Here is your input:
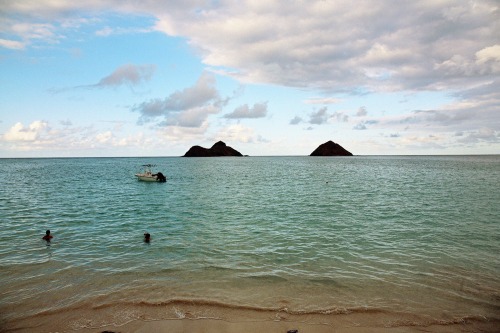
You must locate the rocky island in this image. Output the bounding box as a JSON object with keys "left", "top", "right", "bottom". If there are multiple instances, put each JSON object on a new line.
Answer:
{"left": 183, "top": 141, "right": 244, "bottom": 157}
{"left": 310, "top": 140, "right": 353, "bottom": 156}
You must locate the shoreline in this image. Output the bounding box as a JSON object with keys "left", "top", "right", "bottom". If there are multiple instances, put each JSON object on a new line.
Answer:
{"left": 4, "top": 302, "right": 499, "bottom": 333}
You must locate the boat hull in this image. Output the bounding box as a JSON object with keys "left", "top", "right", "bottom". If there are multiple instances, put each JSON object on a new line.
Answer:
{"left": 135, "top": 174, "right": 157, "bottom": 182}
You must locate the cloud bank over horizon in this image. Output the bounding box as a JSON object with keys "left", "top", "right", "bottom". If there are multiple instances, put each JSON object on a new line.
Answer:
{"left": 1, "top": 0, "right": 499, "bottom": 156}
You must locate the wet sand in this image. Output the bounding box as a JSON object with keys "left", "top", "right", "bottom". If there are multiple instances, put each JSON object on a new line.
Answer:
{"left": 5, "top": 303, "right": 499, "bottom": 333}
{"left": 93, "top": 319, "right": 499, "bottom": 333}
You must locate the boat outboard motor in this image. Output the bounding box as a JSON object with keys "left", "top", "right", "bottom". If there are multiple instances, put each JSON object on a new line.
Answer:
{"left": 156, "top": 172, "right": 166, "bottom": 182}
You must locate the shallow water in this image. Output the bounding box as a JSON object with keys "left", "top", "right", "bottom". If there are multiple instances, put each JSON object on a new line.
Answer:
{"left": 0, "top": 156, "right": 499, "bottom": 329}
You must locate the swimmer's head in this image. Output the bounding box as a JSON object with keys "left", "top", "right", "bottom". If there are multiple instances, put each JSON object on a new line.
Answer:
{"left": 46, "top": 230, "right": 50, "bottom": 235}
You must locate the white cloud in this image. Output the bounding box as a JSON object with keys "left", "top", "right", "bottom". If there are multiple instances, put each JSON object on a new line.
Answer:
{"left": 1, "top": 120, "right": 155, "bottom": 154}
{"left": 96, "top": 130, "right": 113, "bottom": 144}
{"left": 303, "top": 97, "right": 344, "bottom": 105}
{"left": 212, "top": 124, "right": 262, "bottom": 144}
{"left": 475, "top": 44, "right": 500, "bottom": 74}
{"left": 95, "top": 130, "right": 152, "bottom": 147}
{"left": 0, "top": 38, "right": 26, "bottom": 50}
{"left": 400, "top": 135, "right": 445, "bottom": 145}
{"left": 3, "top": 120, "right": 47, "bottom": 142}
{"left": 0, "top": 19, "right": 60, "bottom": 49}
{"left": 95, "top": 25, "right": 152, "bottom": 37}
{"left": 476, "top": 45, "right": 500, "bottom": 63}
{"left": 96, "top": 26, "right": 114, "bottom": 37}
{"left": 158, "top": 122, "right": 209, "bottom": 143}
{"left": 3, "top": 121, "right": 49, "bottom": 142}
{"left": 10, "top": 22, "right": 56, "bottom": 40}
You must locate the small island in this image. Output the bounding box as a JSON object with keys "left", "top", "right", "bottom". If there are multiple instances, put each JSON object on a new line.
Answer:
{"left": 310, "top": 140, "right": 353, "bottom": 156}
{"left": 183, "top": 141, "right": 244, "bottom": 157}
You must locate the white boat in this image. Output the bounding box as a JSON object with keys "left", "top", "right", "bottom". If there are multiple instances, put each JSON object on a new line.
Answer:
{"left": 135, "top": 164, "right": 166, "bottom": 182}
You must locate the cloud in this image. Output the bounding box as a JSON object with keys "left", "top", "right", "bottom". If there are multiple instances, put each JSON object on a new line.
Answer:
{"left": 0, "top": 38, "right": 26, "bottom": 50}
{"left": 10, "top": 22, "right": 56, "bottom": 40}
{"left": 135, "top": 72, "right": 226, "bottom": 128}
{"left": 457, "top": 128, "right": 499, "bottom": 144}
{"left": 149, "top": 0, "right": 499, "bottom": 94}
{"left": 49, "top": 63, "right": 157, "bottom": 93}
{"left": 3, "top": 121, "right": 48, "bottom": 142}
{"left": 353, "top": 123, "right": 367, "bottom": 131}
{"left": 289, "top": 116, "right": 303, "bottom": 125}
{"left": 95, "top": 130, "right": 152, "bottom": 147}
{"left": 352, "top": 80, "right": 500, "bottom": 150}
{"left": 475, "top": 44, "right": 500, "bottom": 74}
{"left": 353, "top": 120, "right": 378, "bottom": 130}
{"left": 4, "top": 1, "right": 499, "bottom": 94}
{"left": 0, "top": 18, "right": 59, "bottom": 49}
{"left": 303, "top": 97, "right": 344, "bottom": 104}
{"left": 96, "top": 26, "right": 114, "bottom": 37}
{"left": 1, "top": 120, "right": 154, "bottom": 153}
{"left": 387, "top": 81, "right": 500, "bottom": 133}
{"left": 95, "top": 25, "right": 152, "bottom": 37}
{"left": 307, "top": 107, "right": 353, "bottom": 125}
{"left": 158, "top": 122, "right": 209, "bottom": 143}
{"left": 96, "top": 63, "right": 157, "bottom": 87}
{"left": 163, "top": 72, "right": 219, "bottom": 111}
{"left": 162, "top": 105, "right": 220, "bottom": 128}
{"left": 224, "top": 102, "right": 268, "bottom": 119}
{"left": 309, "top": 107, "right": 329, "bottom": 125}
{"left": 331, "top": 111, "right": 349, "bottom": 123}
{"left": 356, "top": 106, "right": 368, "bottom": 117}
{"left": 396, "top": 135, "right": 447, "bottom": 150}
{"left": 60, "top": 120, "right": 73, "bottom": 126}
{"left": 212, "top": 124, "right": 264, "bottom": 144}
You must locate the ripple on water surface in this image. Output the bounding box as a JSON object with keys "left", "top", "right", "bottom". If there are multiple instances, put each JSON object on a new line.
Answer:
{"left": 0, "top": 156, "right": 499, "bottom": 323}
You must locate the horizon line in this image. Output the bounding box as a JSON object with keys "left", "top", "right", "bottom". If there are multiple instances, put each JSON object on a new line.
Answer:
{"left": 1, "top": 154, "right": 499, "bottom": 159}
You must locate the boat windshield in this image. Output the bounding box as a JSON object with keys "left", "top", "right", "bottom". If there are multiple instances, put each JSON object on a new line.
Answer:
{"left": 139, "top": 164, "right": 156, "bottom": 174}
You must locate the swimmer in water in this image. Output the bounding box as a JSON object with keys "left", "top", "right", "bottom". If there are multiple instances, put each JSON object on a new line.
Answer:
{"left": 42, "top": 230, "right": 53, "bottom": 241}
{"left": 144, "top": 233, "right": 151, "bottom": 243}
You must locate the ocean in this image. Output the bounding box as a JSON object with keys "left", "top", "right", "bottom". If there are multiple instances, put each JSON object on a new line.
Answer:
{"left": 1, "top": 156, "right": 499, "bottom": 331}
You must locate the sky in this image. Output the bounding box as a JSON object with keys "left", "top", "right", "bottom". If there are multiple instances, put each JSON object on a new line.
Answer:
{"left": 0, "top": 0, "right": 499, "bottom": 157}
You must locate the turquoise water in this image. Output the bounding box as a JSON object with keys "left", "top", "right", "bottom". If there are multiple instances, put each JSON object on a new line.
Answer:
{"left": 0, "top": 156, "right": 499, "bottom": 328}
